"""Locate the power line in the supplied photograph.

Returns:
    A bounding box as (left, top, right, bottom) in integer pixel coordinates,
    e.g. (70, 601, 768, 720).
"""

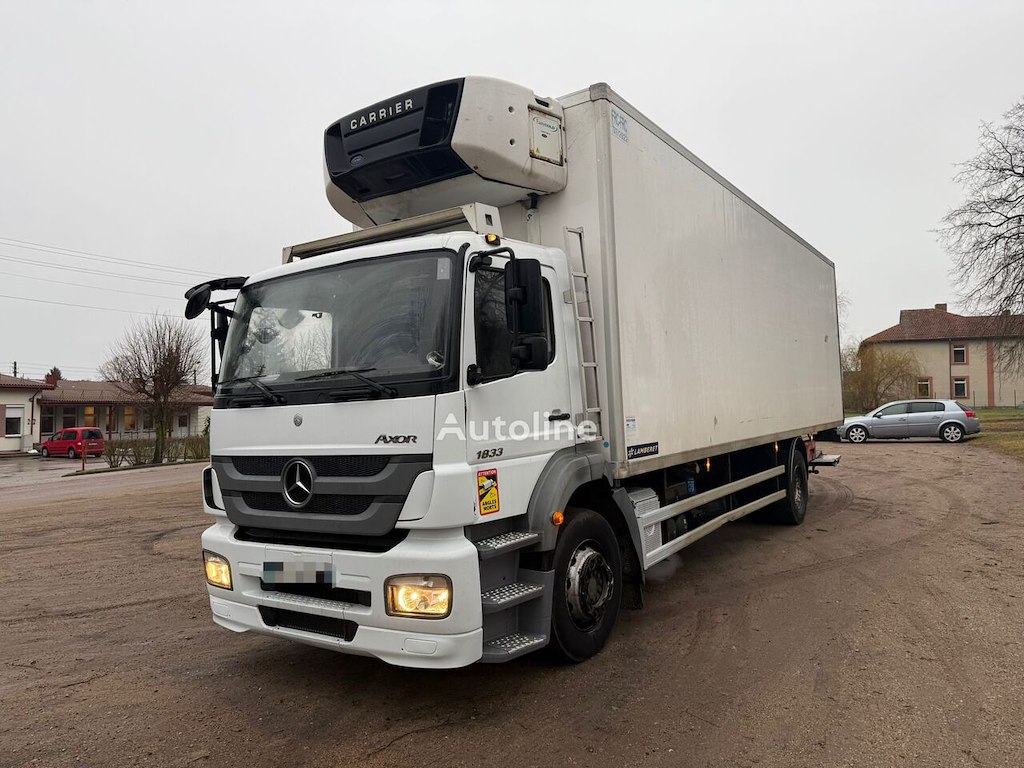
(1, 361, 103, 369)
(1, 366, 103, 374)
(0, 236, 221, 278)
(1, 365, 101, 373)
(0, 293, 179, 316)
(0, 252, 192, 288)
(3, 269, 182, 301)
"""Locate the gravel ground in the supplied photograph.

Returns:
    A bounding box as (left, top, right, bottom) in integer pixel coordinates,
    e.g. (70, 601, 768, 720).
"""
(2, 441, 1023, 767)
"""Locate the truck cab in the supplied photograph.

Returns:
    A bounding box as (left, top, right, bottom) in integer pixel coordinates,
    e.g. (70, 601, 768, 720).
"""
(199, 227, 594, 667)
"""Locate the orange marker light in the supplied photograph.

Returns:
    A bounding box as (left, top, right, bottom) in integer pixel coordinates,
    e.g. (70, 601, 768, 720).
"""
(705, 457, 711, 473)
(485, 233, 501, 245)
(551, 511, 564, 526)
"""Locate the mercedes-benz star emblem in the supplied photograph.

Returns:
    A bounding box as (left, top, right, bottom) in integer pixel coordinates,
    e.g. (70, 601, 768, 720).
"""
(293, 414, 303, 427)
(281, 459, 314, 509)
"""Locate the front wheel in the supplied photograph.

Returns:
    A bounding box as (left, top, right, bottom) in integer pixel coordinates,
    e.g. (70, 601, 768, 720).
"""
(549, 508, 623, 663)
(941, 423, 964, 443)
(41, 447, 49, 458)
(846, 425, 868, 443)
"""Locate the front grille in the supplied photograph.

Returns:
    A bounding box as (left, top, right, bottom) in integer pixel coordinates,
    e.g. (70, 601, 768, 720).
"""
(236, 526, 408, 553)
(232, 455, 390, 477)
(261, 581, 372, 607)
(259, 607, 357, 641)
(241, 492, 376, 516)
(214, 454, 431, 537)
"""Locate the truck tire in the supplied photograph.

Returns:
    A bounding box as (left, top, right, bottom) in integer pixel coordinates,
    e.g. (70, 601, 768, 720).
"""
(771, 446, 808, 526)
(549, 508, 622, 663)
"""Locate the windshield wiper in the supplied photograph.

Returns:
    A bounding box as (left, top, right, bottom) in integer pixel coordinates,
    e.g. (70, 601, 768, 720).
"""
(218, 375, 285, 404)
(295, 367, 397, 397)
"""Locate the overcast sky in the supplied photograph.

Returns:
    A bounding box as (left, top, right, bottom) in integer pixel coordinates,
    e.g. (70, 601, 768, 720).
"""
(2, 0, 1022, 381)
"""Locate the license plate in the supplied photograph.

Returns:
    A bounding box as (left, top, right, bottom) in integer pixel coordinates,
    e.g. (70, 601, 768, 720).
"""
(262, 560, 333, 584)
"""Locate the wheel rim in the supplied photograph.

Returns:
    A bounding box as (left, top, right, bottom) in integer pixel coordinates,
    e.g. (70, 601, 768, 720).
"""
(944, 425, 962, 442)
(793, 469, 807, 513)
(849, 427, 866, 443)
(565, 541, 614, 632)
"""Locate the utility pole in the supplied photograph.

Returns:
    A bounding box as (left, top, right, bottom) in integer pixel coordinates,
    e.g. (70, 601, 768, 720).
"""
(12, 361, 17, 377)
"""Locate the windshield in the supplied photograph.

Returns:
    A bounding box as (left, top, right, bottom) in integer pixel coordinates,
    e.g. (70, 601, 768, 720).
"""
(218, 250, 458, 400)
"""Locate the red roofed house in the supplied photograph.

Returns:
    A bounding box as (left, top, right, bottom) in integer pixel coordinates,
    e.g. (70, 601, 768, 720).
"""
(861, 303, 1024, 407)
(37, 379, 213, 442)
(0, 374, 56, 453)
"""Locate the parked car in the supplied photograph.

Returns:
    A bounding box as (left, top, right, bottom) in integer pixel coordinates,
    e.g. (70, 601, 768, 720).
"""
(841, 400, 981, 443)
(40, 427, 106, 458)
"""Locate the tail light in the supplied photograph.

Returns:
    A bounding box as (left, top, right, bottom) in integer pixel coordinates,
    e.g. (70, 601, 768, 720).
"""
(964, 410, 976, 418)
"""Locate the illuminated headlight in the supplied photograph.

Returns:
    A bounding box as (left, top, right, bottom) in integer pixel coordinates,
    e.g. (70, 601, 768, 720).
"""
(385, 575, 451, 618)
(203, 550, 232, 590)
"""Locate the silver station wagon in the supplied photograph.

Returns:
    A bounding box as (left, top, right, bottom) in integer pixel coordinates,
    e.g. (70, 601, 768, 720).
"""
(841, 399, 982, 443)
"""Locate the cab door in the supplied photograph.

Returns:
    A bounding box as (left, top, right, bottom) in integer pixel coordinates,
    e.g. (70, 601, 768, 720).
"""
(464, 252, 574, 481)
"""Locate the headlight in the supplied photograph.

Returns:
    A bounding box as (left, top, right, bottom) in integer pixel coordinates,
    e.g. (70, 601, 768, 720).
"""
(203, 550, 232, 590)
(385, 574, 451, 618)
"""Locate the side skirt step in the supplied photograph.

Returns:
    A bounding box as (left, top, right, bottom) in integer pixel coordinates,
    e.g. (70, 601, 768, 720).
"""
(481, 582, 544, 614)
(481, 632, 547, 662)
(474, 531, 541, 560)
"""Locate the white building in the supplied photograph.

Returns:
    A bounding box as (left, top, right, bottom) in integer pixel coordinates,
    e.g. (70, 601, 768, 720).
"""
(0, 374, 55, 453)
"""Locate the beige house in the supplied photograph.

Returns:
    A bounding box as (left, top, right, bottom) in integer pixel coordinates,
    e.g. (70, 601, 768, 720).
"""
(38, 380, 213, 440)
(0, 374, 55, 453)
(862, 303, 1024, 408)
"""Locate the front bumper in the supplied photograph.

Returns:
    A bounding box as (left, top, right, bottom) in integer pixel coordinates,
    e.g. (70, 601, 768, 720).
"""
(201, 521, 483, 669)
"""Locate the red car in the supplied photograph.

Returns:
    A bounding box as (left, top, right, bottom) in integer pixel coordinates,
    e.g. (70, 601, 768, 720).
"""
(40, 427, 105, 459)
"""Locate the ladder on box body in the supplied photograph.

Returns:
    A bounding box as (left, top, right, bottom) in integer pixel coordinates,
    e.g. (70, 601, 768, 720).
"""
(566, 229, 602, 439)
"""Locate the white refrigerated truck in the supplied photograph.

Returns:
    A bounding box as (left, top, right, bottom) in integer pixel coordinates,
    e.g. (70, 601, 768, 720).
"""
(187, 77, 842, 668)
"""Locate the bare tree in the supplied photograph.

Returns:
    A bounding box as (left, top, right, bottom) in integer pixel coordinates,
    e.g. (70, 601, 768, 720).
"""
(940, 97, 1024, 361)
(842, 342, 920, 412)
(100, 315, 206, 463)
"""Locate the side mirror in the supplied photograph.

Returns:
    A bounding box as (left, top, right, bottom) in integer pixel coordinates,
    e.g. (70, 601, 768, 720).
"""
(184, 284, 212, 320)
(505, 259, 546, 334)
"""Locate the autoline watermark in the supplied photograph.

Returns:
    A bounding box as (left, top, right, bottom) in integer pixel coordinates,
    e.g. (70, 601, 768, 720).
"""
(437, 412, 599, 442)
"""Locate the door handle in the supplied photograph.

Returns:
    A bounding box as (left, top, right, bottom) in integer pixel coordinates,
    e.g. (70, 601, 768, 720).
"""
(548, 412, 571, 421)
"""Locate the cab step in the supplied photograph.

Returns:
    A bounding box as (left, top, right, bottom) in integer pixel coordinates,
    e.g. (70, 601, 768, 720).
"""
(481, 581, 544, 613)
(474, 531, 540, 560)
(481, 632, 547, 662)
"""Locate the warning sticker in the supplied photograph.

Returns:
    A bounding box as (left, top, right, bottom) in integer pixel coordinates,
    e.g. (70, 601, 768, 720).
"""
(477, 468, 500, 515)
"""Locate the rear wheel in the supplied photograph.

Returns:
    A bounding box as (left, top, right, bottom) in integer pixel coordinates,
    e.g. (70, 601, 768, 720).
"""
(771, 444, 808, 525)
(67, 447, 76, 459)
(549, 508, 622, 663)
(941, 423, 964, 443)
(846, 425, 868, 443)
